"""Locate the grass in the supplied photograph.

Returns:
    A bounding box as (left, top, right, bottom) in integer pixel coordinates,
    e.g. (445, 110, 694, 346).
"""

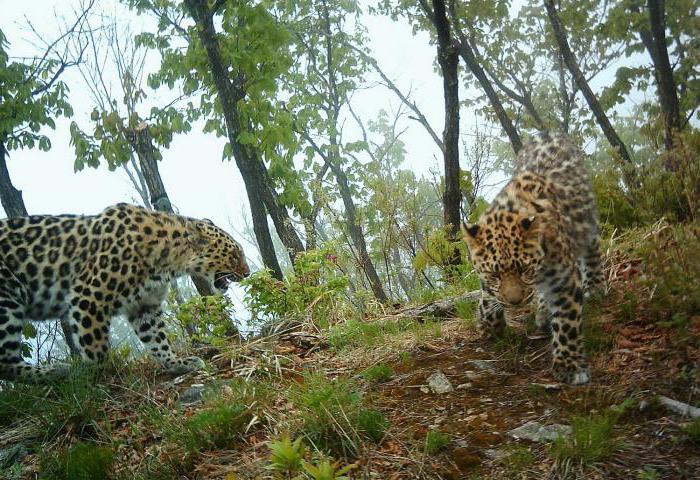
(290, 371, 388, 457)
(38, 441, 114, 480)
(0, 363, 107, 442)
(327, 319, 411, 351)
(424, 430, 451, 454)
(682, 417, 700, 444)
(360, 363, 394, 383)
(500, 445, 535, 471)
(550, 408, 624, 464)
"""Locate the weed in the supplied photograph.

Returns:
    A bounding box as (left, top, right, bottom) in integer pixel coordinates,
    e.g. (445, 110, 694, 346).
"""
(425, 430, 451, 454)
(360, 363, 394, 383)
(268, 436, 305, 478)
(551, 408, 623, 464)
(500, 445, 535, 470)
(636, 467, 661, 480)
(327, 319, 410, 351)
(290, 371, 387, 456)
(39, 441, 114, 480)
(302, 457, 355, 480)
(682, 417, 700, 444)
(0, 363, 107, 441)
(399, 351, 414, 368)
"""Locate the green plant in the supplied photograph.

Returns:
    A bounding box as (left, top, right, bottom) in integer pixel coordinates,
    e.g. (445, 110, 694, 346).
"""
(39, 441, 114, 480)
(360, 363, 394, 383)
(290, 372, 387, 456)
(243, 247, 349, 329)
(500, 445, 535, 470)
(268, 436, 305, 478)
(0, 363, 106, 441)
(636, 467, 661, 480)
(327, 318, 410, 351)
(302, 457, 355, 480)
(551, 408, 623, 464)
(682, 417, 700, 444)
(425, 430, 451, 454)
(174, 294, 238, 345)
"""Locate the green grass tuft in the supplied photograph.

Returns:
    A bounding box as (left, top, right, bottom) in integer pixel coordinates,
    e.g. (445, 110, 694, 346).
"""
(39, 441, 114, 480)
(550, 408, 623, 464)
(360, 363, 394, 383)
(425, 430, 451, 454)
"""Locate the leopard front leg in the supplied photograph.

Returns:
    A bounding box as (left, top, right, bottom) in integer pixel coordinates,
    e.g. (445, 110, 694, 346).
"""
(128, 304, 204, 375)
(477, 292, 505, 338)
(538, 268, 590, 385)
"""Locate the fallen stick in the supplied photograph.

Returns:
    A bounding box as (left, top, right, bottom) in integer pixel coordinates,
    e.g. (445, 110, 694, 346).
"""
(658, 395, 700, 418)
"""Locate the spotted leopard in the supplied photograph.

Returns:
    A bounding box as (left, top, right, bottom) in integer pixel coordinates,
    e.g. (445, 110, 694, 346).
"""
(0, 203, 250, 380)
(463, 132, 604, 385)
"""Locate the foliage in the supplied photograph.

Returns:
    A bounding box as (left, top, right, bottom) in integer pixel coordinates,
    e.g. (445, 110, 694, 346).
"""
(551, 407, 625, 464)
(682, 417, 700, 444)
(360, 363, 394, 383)
(268, 436, 306, 478)
(242, 247, 349, 329)
(327, 318, 411, 351)
(301, 457, 355, 480)
(174, 294, 237, 345)
(424, 430, 451, 454)
(290, 371, 387, 457)
(0, 364, 106, 441)
(0, 29, 73, 151)
(39, 441, 114, 480)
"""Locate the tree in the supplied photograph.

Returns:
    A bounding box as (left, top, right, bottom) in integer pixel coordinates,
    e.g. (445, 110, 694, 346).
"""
(544, 0, 639, 189)
(0, 5, 95, 355)
(277, 0, 389, 303)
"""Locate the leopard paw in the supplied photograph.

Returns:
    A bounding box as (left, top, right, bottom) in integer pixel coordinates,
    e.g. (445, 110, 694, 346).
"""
(551, 358, 591, 385)
(165, 356, 206, 376)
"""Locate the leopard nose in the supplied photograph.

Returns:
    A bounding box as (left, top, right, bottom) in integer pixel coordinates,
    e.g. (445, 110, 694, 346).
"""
(501, 283, 525, 305)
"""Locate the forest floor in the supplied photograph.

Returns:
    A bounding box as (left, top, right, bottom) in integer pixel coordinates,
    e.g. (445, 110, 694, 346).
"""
(1, 223, 699, 479)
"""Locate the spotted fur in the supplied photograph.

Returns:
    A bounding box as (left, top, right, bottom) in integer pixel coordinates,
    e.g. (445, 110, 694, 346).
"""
(463, 132, 604, 385)
(0, 203, 250, 380)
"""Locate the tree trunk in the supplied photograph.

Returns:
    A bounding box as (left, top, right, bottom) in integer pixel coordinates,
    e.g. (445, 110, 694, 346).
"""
(431, 0, 461, 247)
(327, 156, 389, 303)
(0, 141, 80, 356)
(646, 0, 682, 154)
(544, 0, 639, 189)
(434, 0, 523, 154)
(185, 0, 288, 280)
(0, 143, 28, 218)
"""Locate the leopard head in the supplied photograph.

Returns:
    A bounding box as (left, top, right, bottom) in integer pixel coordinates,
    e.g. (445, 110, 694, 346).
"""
(462, 213, 544, 306)
(186, 219, 250, 293)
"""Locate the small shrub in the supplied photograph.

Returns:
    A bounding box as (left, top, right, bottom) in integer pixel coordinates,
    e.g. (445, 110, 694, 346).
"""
(267, 436, 305, 478)
(425, 430, 451, 454)
(302, 457, 355, 480)
(500, 445, 535, 470)
(360, 363, 394, 383)
(682, 417, 700, 444)
(39, 441, 114, 480)
(291, 372, 387, 456)
(173, 294, 238, 345)
(551, 408, 623, 464)
(242, 247, 349, 329)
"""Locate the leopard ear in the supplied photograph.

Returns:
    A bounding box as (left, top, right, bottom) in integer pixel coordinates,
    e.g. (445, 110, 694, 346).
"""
(462, 222, 479, 238)
(185, 219, 210, 247)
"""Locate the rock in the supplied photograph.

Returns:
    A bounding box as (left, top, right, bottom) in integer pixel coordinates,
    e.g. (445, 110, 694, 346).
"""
(456, 382, 472, 390)
(0, 444, 28, 469)
(508, 421, 571, 443)
(466, 360, 498, 372)
(427, 371, 454, 394)
(179, 383, 206, 406)
(483, 448, 508, 461)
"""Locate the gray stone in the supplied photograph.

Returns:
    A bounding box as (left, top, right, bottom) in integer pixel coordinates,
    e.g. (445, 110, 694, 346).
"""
(466, 360, 498, 372)
(427, 371, 454, 394)
(508, 421, 571, 443)
(0, 444, 28, 469)
(179, 383, 206, 406)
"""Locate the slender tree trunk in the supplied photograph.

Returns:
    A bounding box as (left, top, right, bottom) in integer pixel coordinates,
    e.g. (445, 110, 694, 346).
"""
(646, 0, 682, 153)
(431, 0, 461, 247)
(327, 155, 388, 303)
(185, 0, 289, 280)
(0, 143, 28, 218)
(544, 0, 639, 189)
(0, 141, 80, 356)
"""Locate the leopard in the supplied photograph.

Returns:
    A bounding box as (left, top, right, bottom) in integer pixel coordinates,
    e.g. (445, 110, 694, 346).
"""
(462, 132, 604, 385)
(0, 203, 250, 381)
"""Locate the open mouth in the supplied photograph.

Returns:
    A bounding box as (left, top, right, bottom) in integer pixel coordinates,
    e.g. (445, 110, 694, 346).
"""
(214, 272, 234, 292)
